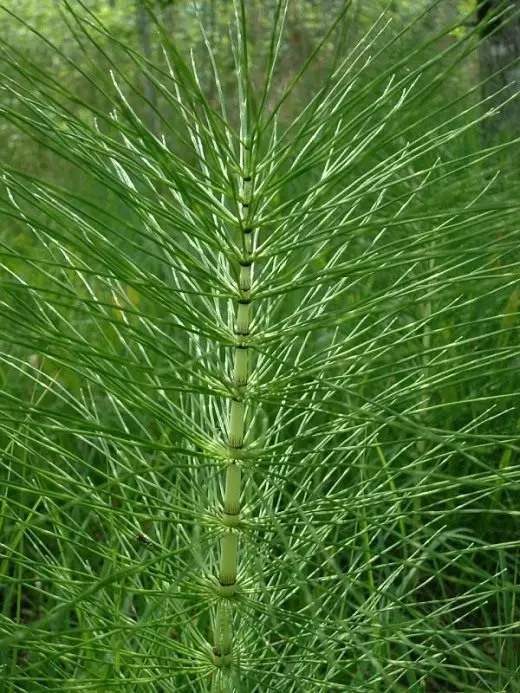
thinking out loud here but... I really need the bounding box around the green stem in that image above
[212,134,255,684]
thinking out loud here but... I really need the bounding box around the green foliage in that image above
[0,1,519,692]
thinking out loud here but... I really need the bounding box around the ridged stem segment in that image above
[212,140,254,677]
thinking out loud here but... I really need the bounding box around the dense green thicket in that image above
[0,2,518,692]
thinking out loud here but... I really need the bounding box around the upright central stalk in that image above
[212,132,254,684]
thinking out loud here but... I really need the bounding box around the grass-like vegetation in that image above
[0,1,519,691]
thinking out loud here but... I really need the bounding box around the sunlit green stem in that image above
[213,133,254,681]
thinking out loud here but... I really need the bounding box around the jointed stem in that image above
[212,136,255,683]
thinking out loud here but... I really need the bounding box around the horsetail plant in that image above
[212,76,256,685]
[1,1,519,692]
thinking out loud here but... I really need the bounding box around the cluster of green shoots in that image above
[0,1,519,692]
